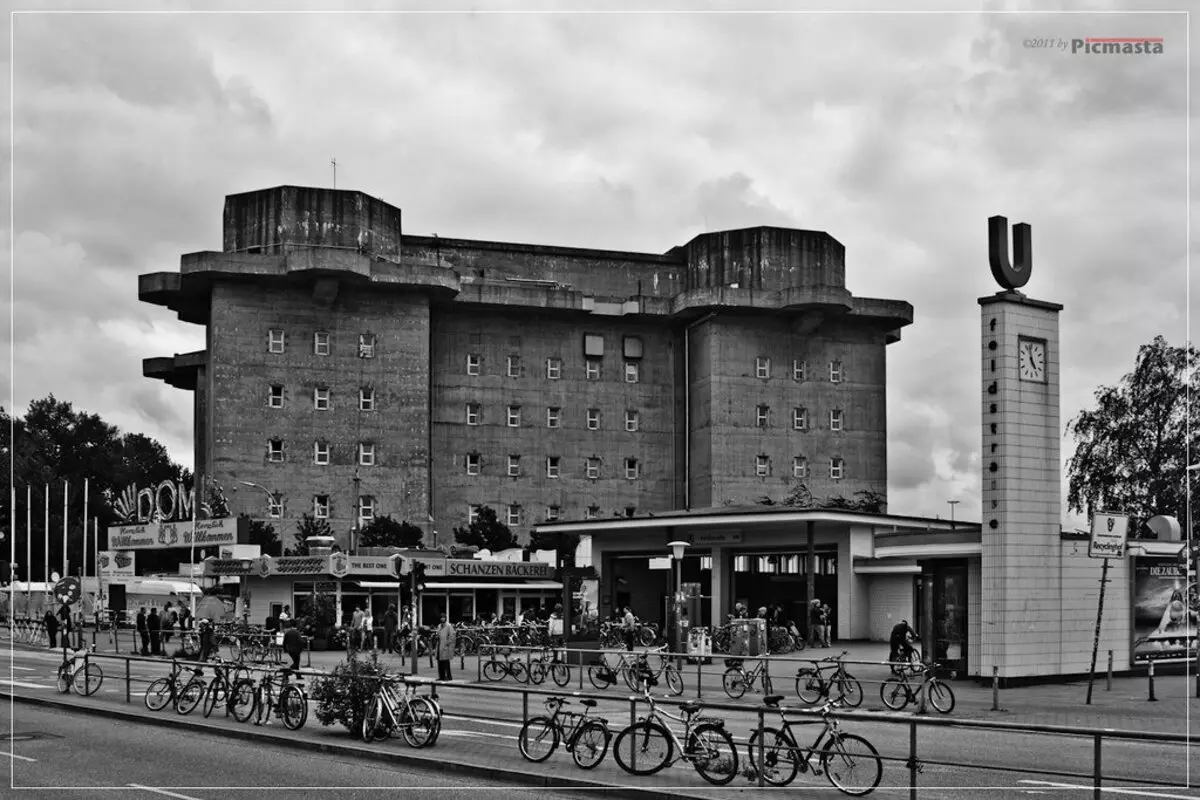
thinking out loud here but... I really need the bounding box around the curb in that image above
[3,691,712,799]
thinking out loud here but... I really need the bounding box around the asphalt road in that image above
[4,646,1198,799]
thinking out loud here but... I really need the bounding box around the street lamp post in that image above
[947,500,960,528]
[668,540,689,666]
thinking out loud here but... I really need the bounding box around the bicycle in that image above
[880,662,955,714]
[232,668,308,730]
[481,652,530,683]
[201,659,253,719]
[746,694,883,796]
[56,646,103,696]
[528,647,572,688]
[518,695,611,769]
[889,641,923,675]
[722,657,772,699]
[612,679,739,785]
[362,673,441,747]
[144,661,205,712]
[794,651,863,708]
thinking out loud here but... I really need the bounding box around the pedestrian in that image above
[278,604,292,626]
[361,606,375,651]
[808,599,824,649]
[436,614,456,681]
[383,604,399,653]
[136,607,149,656]
[160,603,175,648]
[196,619,215,663]
[57,603,73,648]
[349,604,365,656]
[821,604,833,647]
[282,621,304,671]
[148,607,161,656]
[43,607,59,649]
[622,606,637,652]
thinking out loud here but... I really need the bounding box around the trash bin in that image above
[687,626,712,665]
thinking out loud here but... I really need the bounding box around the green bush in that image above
[309,651,386,734]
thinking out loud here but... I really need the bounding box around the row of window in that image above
[754,357,844,383]
[267,385,377,411]
[757,406,845,431]
[467,405,644,431]
[268,330,377,358]
[468,354,644,383]
[265,494,378,523]
[465,455,641,480]
[467,504,632,525]
[267,440,377,466]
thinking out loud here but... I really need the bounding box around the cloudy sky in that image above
[4,0,1192,528]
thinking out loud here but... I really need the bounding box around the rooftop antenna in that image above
[331,157,337,190]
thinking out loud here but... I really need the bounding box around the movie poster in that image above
[1131,558,1199,663]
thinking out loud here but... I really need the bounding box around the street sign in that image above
[53,576,82,606]
[1088,512,1129,559]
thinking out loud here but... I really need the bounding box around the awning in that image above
[424,580,563,591]
[357,581,402,589]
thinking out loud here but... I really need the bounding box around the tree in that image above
[287,514,333,556]
[527,530,580,567]
[452,505,518,552]
[823,491,888,513]
[240,514,282,557]
[1067,336,1200,536]
[358,515,424,549]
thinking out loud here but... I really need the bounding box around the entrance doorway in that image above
[931,562,968,675]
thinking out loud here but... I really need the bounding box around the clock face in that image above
[1019,339,1046,382]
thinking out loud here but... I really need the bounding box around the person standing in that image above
[136,607,149,656]
[383,604,399,654]
[196,619,215,663]
[436,614,456,681]
[808,599,824,649]
[282,621,304,671]
[821,604,833,647]
[148,607,162,656]
[361,606,375,652]
[43,607,59,649]
[622,607,637,652]
[160,603,175,649]
[349,604,365,656]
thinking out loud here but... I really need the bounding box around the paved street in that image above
[4,638,1198,799]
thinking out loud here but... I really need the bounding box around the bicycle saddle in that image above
[580,699,597,708]
[763,694,785,706]
[680,701,702,715]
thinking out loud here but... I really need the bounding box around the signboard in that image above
[210,553,404,579]
[1132,558,1199,663]
[648,557,672,570]
[692,531,743,546]
[1088,512,1129,559]
[98,550,136,578]
[110,479,196,524]
[107,517,244,551]
[444,559,555,580]
[218,545,261,560]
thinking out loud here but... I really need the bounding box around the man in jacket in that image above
[136,607,149,655]
[282,621,305,671]
[147,607,161,656]
[435,614,456,681]
[809,599,824,648]
[43,607,59,649]
[383,604,399,653]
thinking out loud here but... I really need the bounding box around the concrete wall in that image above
[1059,540,1132,672]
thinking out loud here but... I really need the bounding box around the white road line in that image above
[0,679,49,689]
[6,752,38,762]
[128,784,206,800]
[1018,780,1200,799]
[440,730,515,741]
[442,713,523,729]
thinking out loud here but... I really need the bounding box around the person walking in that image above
[821,604,833,647]
[43,607,59,649]
[282,621,304,671]
[136,607,149,656]
[349,604,365,656]
[808,599,824,649]
[148,607,162,656]
[622,607,637,652]
[436,614,456,681]
[160,603,176,649]
[383,604,399,654]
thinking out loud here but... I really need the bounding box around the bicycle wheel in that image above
[821,732,883,796]
[747,727,799,786]
[482,660,505,682]
[571,720,610,770]
[56,665,71,694]
[510,662,529,684]
[202,679,225,718]
[880,677,910,711]
[837,674,864,708]
[517,715,559,763]
[622,665,641,692]
[792,635,806,652]
[144,678,174,711]
[402,697,440,748]
[928,680,955,714]
[588,664,614,690]
[527,660,547,685]
[688,723,739,785]
[362,695,385,743]
[74,664,103,697]
[230,679,258,723]
[638,626,657,647]
[176,679,206,715]
[795,669,823,704]
[225,638,242,661]
[279,684,308,730]
[664,665,684,696]
[550,663,571,688]
[722,668,747,699]
[253,685,274,726]
[612,721,672,776]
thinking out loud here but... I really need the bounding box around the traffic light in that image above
[413,561,427,594]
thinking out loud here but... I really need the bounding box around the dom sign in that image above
[110,481,195,524]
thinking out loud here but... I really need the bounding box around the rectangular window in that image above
[468,505,480,524]
[358,333,376,359]
[585,359,601,380]
[623,336,643,359]
[507,406,521,427]
[359,388,375,411]
[830,360,843,383]
[625,410,639,432]
[793,408,808,430]
[466,454,480,475]
[268,439,284,462]
[792,457,808,478]
[268,385,284,408]
[830,457,845,480]
[507,455,521,477]
[587,409,600,430]
[546,456,560,478]
[507,355,521,378]
[268,329,285,353]
[545,506,561,522]
[313,441,330,465]
[756,357,770,379]
[466,403,480,426]
[359,442,375,467]
[830,409,844,432]
[624,361,640,383]
[793,359,807,380]
[267,494,283,518]
[624,458,639,480]
[583,334,604,357]
[358,496,375,524]
[546,358,561,380]
[466,353,481,375]
[756,455,770,477]
[585,505,599,520]
[313,388,330,410]
[507,505,521,527]
[586,458,600,479]
[313,495,329,519]
[547,407,561,428]
[756,405,770,428]
[314,331,330,356]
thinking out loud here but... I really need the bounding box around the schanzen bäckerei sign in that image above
[107,517,244,550]
[445,559,554,579]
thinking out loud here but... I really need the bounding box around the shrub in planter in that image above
[309,651,386,734]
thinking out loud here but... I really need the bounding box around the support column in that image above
[709,546,726,623]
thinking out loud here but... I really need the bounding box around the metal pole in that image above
[26,485,31,611]
[125,657,131,703]
[1092,734,1102,800]
[410,570,418,674]
[62,479,69,578]
[1085,558,1110,705]
[756,706,765,787]
[908,720,918,800]
[43,484,49,584]
[1148,660,1157,701]
[1106,650,1113,691]
[992,665,999,711]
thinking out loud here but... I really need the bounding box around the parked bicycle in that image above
[201,659,253,719]
[518,695,611,769]
[144,661,205,712]
[362,673,441,747]
[612,679,739,785]
[722,657,772,699]
[880,662,955,714]
[746,694,883,796]
[589,648,677,693]
[528,647,572,688]
[482,652,530,684]
[794,651,863,707]
[229,667,307,730]
[56,645,102,696]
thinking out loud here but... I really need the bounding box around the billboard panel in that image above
[1131,557,1199,663]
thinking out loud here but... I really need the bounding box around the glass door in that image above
[933,564,968,675]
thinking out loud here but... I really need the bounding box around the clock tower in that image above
[979,217,1064,679]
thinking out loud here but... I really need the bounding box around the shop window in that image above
[734,555,751,572]
[700,555,713,571]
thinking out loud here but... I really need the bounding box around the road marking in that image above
[1019,780,1200,799]
[6,752,37,762]
[0,679,49,689]
[441,730,514,741]
[128,784,206,800]
[443,713,523,729]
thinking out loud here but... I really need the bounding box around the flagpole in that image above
[94,517,101,621]
[26,485,31,603]
[62,478,69,579]
[189,481,197,617]
[43,483,49,585]
[82,478,89,580]
[9,485,15,619]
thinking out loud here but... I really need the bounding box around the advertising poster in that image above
[1132,558,1199,663]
